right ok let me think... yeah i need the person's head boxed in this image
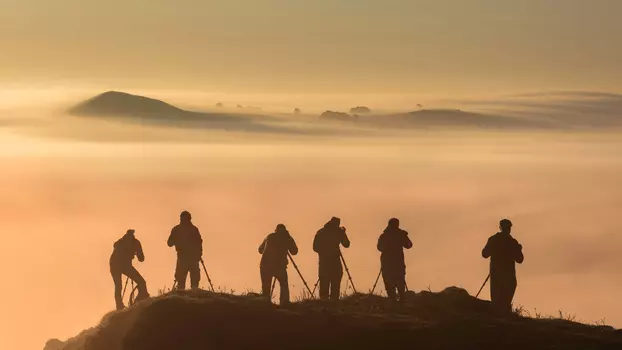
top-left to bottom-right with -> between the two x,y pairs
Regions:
124,229 -> 135,239
329,216 -> 341,228
388,218 -> 400,229
276,223 -> 287,233
499,219 -> 512,234
180,211 -> 192,223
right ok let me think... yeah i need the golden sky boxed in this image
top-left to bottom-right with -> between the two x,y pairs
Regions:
1,1 -> 621,94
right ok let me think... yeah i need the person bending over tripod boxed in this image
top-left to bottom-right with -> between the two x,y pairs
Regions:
110,229 -> 149,310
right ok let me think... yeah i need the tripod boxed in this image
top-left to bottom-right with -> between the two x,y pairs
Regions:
339,249 -> 357,294
288,253 -> 315,299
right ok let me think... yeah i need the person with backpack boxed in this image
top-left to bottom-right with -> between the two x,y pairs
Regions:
258,224 -> 299,305
377,218 -> 413,301
168,211 -> 203,290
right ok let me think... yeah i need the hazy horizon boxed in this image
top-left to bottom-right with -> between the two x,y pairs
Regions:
2,1 -> 622,95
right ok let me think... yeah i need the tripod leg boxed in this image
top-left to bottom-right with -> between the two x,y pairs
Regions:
475,274 -> 490,299
311,278 -> 320,297
371,269 -> 382,295
339,250 -> 357,294
200,260 -> 215,292
121,276 -> 130,299
288,253 -> 315,299
270,277 -> 277,299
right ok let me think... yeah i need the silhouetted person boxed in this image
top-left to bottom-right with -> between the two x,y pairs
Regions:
313,217 -> 350,300
168,211 -> 203,290
258,224 -> 299,305
377,218 -> 413,301
110,229 -> 149,310
482,219 -> 524,313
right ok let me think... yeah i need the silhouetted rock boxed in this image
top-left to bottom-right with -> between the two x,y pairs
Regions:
319,110 -> 355,122
350,106 -> 372,114
68,91 -> 185,118
294,108 -> 301,114
56,288 -> 622,350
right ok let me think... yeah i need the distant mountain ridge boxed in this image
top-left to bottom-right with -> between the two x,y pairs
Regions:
69,91 -> 186,118
67,90 -> 622,133
67,91 -> 311,134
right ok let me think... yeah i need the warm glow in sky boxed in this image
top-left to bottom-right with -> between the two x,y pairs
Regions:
1,0 -> 621,94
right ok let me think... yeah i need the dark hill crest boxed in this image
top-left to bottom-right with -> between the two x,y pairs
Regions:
69,91 -> 185,118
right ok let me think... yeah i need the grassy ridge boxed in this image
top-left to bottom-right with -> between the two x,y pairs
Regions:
47,287 -> 622,350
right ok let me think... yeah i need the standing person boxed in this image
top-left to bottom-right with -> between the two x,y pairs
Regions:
313,217 -> 350,300
168,211 -> 203,290
377,218 -> 413,302
110,229 -> 149,310
482,219 -> 524,313
258,224 -> 299,305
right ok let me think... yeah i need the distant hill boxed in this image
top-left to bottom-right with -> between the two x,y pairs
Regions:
364,109 -> 543,129
48,288 -> 622,350
66,91 -> 306,134
319,110 -> 357,122
69,91 -> 186,118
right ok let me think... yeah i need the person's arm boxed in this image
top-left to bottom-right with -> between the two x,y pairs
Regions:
377,234 -> 385,252
258,236 -> 268,254
135,240 -> 145,262
167,227 -> 177,247
514,240 -> 524,264
482,237 -> 493,259
288,235 -> 299,255
341,228 -> 351,248
403,231 -> 413,249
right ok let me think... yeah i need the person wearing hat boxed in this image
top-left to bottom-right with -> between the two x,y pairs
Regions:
258,224 -> 299,305
482,219 -> 524,313
377,218 -> 413,302
313,217 -> 351,300
168,211 -> 203,290
110,229 -> 149,310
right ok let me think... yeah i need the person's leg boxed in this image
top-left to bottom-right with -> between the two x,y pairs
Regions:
124,265 -> 149,302
491,274 -> 513,313
190,260 -> 201,290
276,269 -> 290,305
330,263 -> 343,301
382,269 -> 397,301
318,262 -> 330,300
490,274 -> 500,309
502,278 -> 518,313
175,258 -> 188,290
260,267 -> 273,298
396,267 -> 407,301
110,266 -> 124,310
